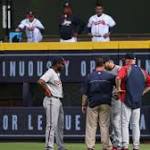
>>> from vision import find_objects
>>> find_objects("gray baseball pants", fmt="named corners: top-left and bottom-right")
top-left (43, 96), bottom-right (64, 150)
top-left (121, 103), bottom-right (140, 149)
top-left (111, 99), bottom-right (122, 148)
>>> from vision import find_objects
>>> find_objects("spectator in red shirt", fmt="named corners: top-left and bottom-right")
top-left (116, 53), bottom-right (150, 150)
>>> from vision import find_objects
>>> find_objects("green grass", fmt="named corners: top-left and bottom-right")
top-left (0, 142), bottom-right (150, 150)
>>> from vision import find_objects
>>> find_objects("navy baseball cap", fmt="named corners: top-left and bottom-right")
top-left (124, 53), bottom-right (136, 59)
top-left (52, 57), bottom-right (65, 66)
top-left (103, 56), bottom-right (114, 63)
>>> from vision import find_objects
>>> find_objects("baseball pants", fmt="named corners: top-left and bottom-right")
top-left (43, 96), bottom-right (64, 150)
top-left (85, 104), bottom-right (112, 150)
top-left (110, 99), bottom-right (122, 148)
top-left (27, 28), bottom-right (43, 42)
top-left (121, 103), bottom-right (140, 149)
top-left (92, 36), bottom-right (110, 42)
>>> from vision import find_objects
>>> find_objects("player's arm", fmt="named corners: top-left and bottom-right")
top-left (35, 20), bottom-right (45, 30)
top-left (81, 94), bottom-right (88, 114)
top-left (143, 87), bottom-right (150, 95)
top-left (115, 77), bottom-right (122, 91)
top-left (37, 79), bottom-right (52, 97)
top-left (108, 15), bottom-right (116, 28)
top-left (16, 20), bottom-right (26, 31)
top-left (87, 17), bottom-right (93, 37)
top-left (104, 16), bottom-right (116, 38)
top-left (81, 75), bottom-right (89, 113)
top-left (143, 71), bottom-right (150, 95)
top-left (37, 69), bottom-right (52, 97)
top-left (32, 20), bottom-right (44, 33)
top-left (87, 27), bottom-right (92, 37)
top-left (115, 67), bottom-right (127, 93)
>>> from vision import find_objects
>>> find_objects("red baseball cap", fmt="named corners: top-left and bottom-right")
top-left (26, 11), bottom-right (34, 18)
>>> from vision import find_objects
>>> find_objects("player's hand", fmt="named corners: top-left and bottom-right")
top-left (113, 88), bottom-right (120, 100)
top-left (116, 89), bottom-right (125, 93)
top-left (116, 89), bottom-right (125, 97)
top-left (44, 89), bottom-right (52, 97)
top-left (30, 27), bottom-right (35, 31)
top-left (26, 26), bottom-right (34, 31)
top-left (103, 33), bottom-right (110, 38)
top-left (82, 105), bottom-right (87, 114)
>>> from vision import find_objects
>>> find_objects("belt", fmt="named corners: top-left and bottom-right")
top-left (52, 95), bottom-right (62, 99)
top-left (93, 35), bottom-right (102, 37)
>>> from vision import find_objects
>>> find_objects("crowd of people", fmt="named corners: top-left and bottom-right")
top-left (14, 3), bottom-right (116, 43)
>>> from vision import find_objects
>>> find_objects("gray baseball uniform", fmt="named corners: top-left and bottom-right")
top-left (106, 65), bottom-right (122, 148)
top-left (40, 68), bottom-right (64, 150)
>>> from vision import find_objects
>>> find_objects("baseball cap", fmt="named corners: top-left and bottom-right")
top-left (26, 11), bottom-right (34, 18)
top-left (103, 56), bottom-right (113, 63)
top-left (52, 57), bottom-right (65, 66)
top-left (124, 53), bottom-right (136, 59)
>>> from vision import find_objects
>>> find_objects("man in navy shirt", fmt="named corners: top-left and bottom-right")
top-left (81, 57), bottom-right (115, 150)
top-left (59, 2), bottom-right (85, 42)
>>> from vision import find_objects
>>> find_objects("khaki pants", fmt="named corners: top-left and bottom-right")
top-left (85, 104), bottom-right (112, 150)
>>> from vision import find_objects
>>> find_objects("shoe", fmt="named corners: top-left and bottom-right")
top-left (133, 149), bottom-right (139, 150)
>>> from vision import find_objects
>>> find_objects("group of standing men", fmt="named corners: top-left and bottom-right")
top-left (81, 54), bottom-right (150, 150)
top-left (33, 2), bottom-right (149, 150)
top-left (37, 53), bottom-right (150, 150)
top-left (15, 3), bottom-right (116, 42)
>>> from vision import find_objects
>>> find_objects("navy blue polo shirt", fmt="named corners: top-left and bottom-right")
top-left (82, 70), bottom-right (115, 108)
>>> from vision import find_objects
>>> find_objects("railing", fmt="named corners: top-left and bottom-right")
top-left (1, 33), bottom-right (150, 42)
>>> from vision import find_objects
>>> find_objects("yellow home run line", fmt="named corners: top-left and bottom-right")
top-left (0, 41), bottom-right (150, 51)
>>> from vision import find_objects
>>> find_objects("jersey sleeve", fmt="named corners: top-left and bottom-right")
top-left (87, 16), bottom-right (93, 28)
top-left (116, 66), bottom-right (128, 80)
top-left (107, 16), bottom-right (116, 27)
top-left (18, 19), bottom-right (26, 29)
top-left (146, 75), bottom-right (150, 87)
top-left (35, 19), bottom-right (45, 30)
top-left (40, 69), bottom-right (53, 82)
top-left (143, 71), bottom-right (150, 87)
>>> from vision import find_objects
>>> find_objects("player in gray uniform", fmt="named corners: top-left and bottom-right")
top-left (104, 58), bottom-right (122, 150)
top-left (38, 57), bottom-right (65, 150)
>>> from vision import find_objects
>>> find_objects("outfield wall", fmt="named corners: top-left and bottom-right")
top-left (0, 107), bottom-right (149, 139)
top-left (0, 41), bottom-right (150, 50)
top-left (0, 41), bottom-right (150, 139)
top-left (0, 41), bottom-right (150, 83)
